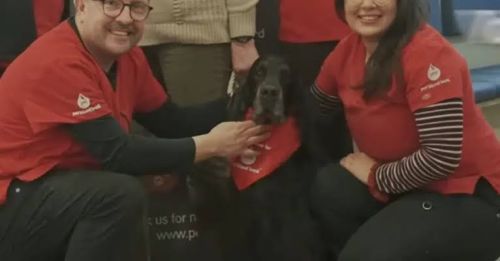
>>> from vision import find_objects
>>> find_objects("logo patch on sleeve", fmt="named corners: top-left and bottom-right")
top-left (77, 94), bottom-right (91, 109)
top-left (427, 64), bottom-right (441, 81)
top-left (72, 93), bottom-right (102, 116)
top-left (420, 64), bottom-right (451, 93)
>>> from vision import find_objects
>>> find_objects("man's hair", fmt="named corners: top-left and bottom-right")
top-left (335, 0), bottom-right (428, 99)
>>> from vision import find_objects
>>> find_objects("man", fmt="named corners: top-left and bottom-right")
top-left (0, 0), bottom-right (269, 260)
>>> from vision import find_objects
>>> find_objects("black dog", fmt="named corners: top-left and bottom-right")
top-left (228, 55), bottom-right (291, 124)
top-left (224, 55), bottom-right (327, 261)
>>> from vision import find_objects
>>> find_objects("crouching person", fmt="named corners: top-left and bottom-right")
top-left (0, 0), bottom-right (269, 260)
top-left (308, 0), bottom-right (500, 260)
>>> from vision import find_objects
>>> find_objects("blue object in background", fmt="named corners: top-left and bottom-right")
top-left (453, 0), bottom-right (500, 10)
top-left (471, 65), bottom-right (500, 102)
top-left (429, 0), bottom-right (443, 32)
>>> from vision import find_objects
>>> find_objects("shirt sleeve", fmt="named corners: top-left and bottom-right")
top-left (67, 115), bottom-right (195, 176)
top-left (132, 48), bottom-right (168, 113)
top-left (314, 50), bottom-right (339, 97)
top-left (367, 43), bottom-right (467, 197)
top-left (23, 58), bottom-right (112, 134)
top-left (404, 44), bottom-right (464, 112)
top-left (311, 50), bottom-right (342, 115)
top-left (369, 98), bottom-right (464, 195)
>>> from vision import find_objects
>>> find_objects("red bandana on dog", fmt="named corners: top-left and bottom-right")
top-left (231, 116), bottom-right (301, 191)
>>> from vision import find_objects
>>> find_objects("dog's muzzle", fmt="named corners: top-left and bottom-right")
top-left (253, 83), bottom-right (286, 124)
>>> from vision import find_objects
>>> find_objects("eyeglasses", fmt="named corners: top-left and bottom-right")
top-left (94, 0), bottom-right (153, 21)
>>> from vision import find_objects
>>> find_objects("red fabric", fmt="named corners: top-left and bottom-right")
top-left (279, 0), bottom-right (350, 43)
top-left (0, 22), bottom-right (167, 204)
top-left (231, 115), bottom-right (301, 190)
top-left (315, 24), bottom-right (500, 196)
top-left (33, 0), bottom-right (65, 36)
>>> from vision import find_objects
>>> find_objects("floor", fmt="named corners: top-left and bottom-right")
top-left (480, 99), bottom-right (500, 138)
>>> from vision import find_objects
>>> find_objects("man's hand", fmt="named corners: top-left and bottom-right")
top-left (231, 39), bottom-right (259, 75)
top-left (340, 152), bottom-right (378, 184)
top-left (193, 120), bottom-right (270, 161)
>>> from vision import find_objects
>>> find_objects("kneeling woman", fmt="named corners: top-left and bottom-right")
top-left (309, 0), bottom-right (500, 260)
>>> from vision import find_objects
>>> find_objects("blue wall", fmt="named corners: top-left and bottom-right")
top-left (429, 0), bottom-right (443, 31)
top-left (453, 0), bottom-right (500, 10)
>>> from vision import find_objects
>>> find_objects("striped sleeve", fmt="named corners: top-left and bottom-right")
top-left (372, 98), bottom-right (464, 194)
top-left (311, 83), bottom-right (342, 115)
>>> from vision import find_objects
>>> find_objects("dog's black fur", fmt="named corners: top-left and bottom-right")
top-left (187, 55), bottom-right (351, 261)
top-left (225, 55), bottom-right (328, 261)
top-left (228, 55), bottom-right (292, 125)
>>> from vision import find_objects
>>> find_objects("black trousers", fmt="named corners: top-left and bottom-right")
top-left (310, 163), bottom-right (500, 261)
top-left (0, 170), bottom-right (148, 261)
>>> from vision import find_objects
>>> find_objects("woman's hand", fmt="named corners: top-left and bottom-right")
top-left (340, 152), bottom-right (378, 184)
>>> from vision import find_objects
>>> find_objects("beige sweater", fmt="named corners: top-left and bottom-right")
top-left (141, 0), bottom-right (258, 46)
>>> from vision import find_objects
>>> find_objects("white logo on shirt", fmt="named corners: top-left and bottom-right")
top-left (420, 64), bottom-right (451, 93)
top-left (77, 94), bottom-right (91, 109)
top-left (72, 93), bottom-right (102, 117)
top-left (427, 64), bottom-right (441, 81)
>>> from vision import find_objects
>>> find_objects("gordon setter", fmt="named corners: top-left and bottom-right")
top-left (223, 55), bottom-right (330, 261)
top-left (186, 55), bottom-right (352, 261)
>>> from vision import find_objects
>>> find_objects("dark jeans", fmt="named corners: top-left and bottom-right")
top-left (0, 170), bottom-right (148, 261)
top-left (310, 163), bottom-right (500, 261)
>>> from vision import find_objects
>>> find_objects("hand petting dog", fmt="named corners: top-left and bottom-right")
top-left (193, 120), bottom-right (271, 161)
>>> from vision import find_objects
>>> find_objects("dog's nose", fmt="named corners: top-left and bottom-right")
top-left (259, 85), bottom-right (280, 98)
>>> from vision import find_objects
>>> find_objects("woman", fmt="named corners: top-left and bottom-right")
top-left (309, 0), bottom-right (500, 260)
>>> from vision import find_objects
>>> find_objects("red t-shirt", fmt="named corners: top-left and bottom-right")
top-left (315, 24), bottom-right (500, 195)
top-left (279, 0), bottom-right (350, 43)
top-left (0, 22), bottom-right (167, 204)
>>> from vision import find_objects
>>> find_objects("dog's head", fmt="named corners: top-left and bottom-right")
top-left (228, 55), bottom-right (292, 124)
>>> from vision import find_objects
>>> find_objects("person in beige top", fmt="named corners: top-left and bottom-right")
top-left (140, 1), bottom-right (260, 260)
top-left (141, 0), bottom-right (259, 106)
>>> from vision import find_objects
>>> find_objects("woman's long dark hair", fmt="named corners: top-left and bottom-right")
top-left (335, 0), bottom-right (428, 99)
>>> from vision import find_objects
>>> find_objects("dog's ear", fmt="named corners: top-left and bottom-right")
top-left (227, 76), bottom-right (249, 120)
top-left (276, 57), bottom-right (295, 117)
top-left (227, 58), bottom-right (261, 120)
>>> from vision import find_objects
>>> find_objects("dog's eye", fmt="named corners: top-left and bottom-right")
top-left (255, 67), bottom-right (266, 79)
